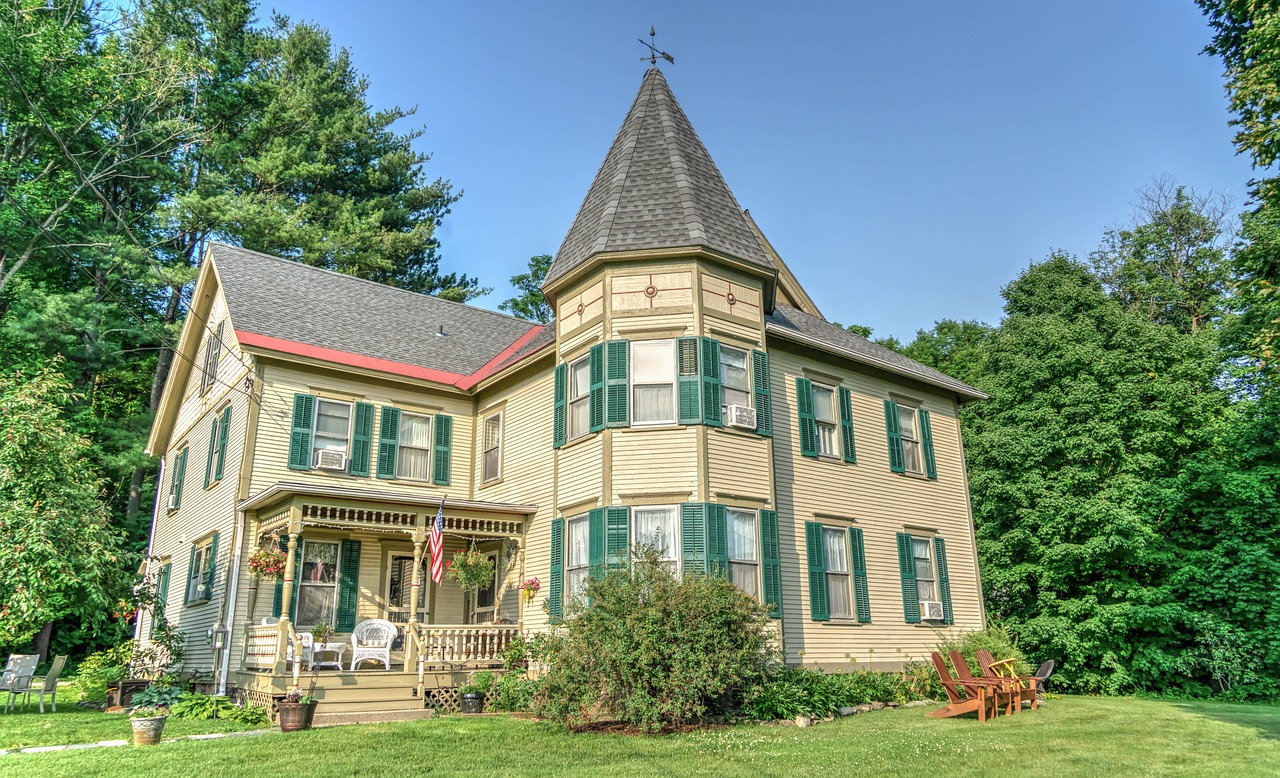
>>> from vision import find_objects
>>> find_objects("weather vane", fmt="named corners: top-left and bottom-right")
top-left (639, 26), bottom-right (675, 65)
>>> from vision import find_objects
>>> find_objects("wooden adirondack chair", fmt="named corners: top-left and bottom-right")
top-left (951, 650), bottom-right (1018, 717)
top-left (976, 649), bottom-right (1039, 711)
top-left (926, 651), bottom-right (996, 722)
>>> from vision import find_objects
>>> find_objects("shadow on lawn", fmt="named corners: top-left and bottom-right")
top-left (1172, 701), bottom-right (1280, 742)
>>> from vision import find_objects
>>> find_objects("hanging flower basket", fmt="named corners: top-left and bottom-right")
top-left (248, 547), bottom-right (287, 579)
top-left (518, 577), bottom-right (541, 603)
top-left (447, 549), bottom-right (495, 594)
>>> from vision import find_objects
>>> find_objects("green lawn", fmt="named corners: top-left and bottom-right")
top-left (2, 696), bottom-right (1277, 776)
top-left (0, 705), bottom-right (259, 750)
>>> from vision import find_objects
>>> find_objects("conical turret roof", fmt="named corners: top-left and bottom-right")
top-left (544, 68), bottom-right (775, 291)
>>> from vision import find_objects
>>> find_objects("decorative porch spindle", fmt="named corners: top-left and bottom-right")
top-left (409, 538), bottom-right (424, 628)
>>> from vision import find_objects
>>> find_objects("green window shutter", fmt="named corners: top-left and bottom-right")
top-left (805, 522), bottom-right (829, 622)
top-left (548, 518), bottom-right (564, 620)
top-left (605, 340), bottom-right (629, 428)
top-left (896, 532), bottom-right (920, 623)
top-left (838, 387), bottom-right (857, 464)
top-left (676, 337), bottom-right (702, 425)
top-left (605, 506), bottom-right (630, 569)
top-left (170, 448), bottom-right (188, 510)
top-left (796, 378), bottom-right (818, 458)
top-left (200, 332), bottom-right (213, 392)
top-left (431, 414), bottom-right (453, 485)
top-left (376, 407), bottom-right (400, 479)
top-left (349, 403), bottom-right (374, 476)
top-left (587, 507), bottom-right (606, 576)
top-left (934, 537), bottom-right (953, 624)
top-left (553, 363), bottom-right (568, 449)
top-left (288, 394), bottom-right (316, 470)
top-left (752, 350), bottom-right (772, 437)
top-left (202, 531), bottom-right (219, 601)
top-left (151, 563), bottom-right (171, 636)
top-left (700, 338), bottom-right (723, 427)
top-left (203, 415), bottom-right (218, 488)
top-left (706, 503), bottom-right (729, 578)
top-left (184, 542), bottom-right (199, 605)
top-left (680, 503), bottom-right (707, 577)
top-left (214, 405), bottom-right (231, 481)
top-left (336, 540), bottom-right (362, 631)
top-left (849, 527), bottom-right (871, 623)
top-left (919, 408), bottom-right (938, 480)
top-left (760, 509), bottom-right (782, 618)
top-left (884, 400), bottom-right (905, 473)
top-left (588, 343), bottom-right (605, 433)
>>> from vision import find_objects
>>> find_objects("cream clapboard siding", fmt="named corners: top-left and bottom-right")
top-left (610, 311), bottom-right (694, 339)
top-left (142, 288), bottom-right (252, 674)
top-left (707, 429), bottom-right (772, 504)
top-left (611, 426), bottom-right (698, 502)
top-left (703, 312), bottom-right (763, 347)
top-left (475, 367), bottom-right (556, 628)
top-left (248, 362), bottom-right (476, 499)
top-left (769, 346), bottom-right (983, 669)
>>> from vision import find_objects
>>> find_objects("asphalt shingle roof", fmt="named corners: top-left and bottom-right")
top-left (544, 67), bottom-right (775, 290)
top-left (211, 244), bottom-right (534, 377)
top-left (766, 304), bottom-right (988, 401)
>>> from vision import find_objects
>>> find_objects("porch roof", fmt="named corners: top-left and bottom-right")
top-left (239, 481), bottom-right (538, 517)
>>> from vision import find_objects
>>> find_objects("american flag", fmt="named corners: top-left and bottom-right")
top-left (429, 498), bottom-right (445, 584)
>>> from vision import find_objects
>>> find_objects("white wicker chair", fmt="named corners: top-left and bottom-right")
top-left (349, 619), bottom-right (396, 670)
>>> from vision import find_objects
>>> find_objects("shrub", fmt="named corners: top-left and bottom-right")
top-left (224, 703), bottom-right (271, 726)
top-left (131, 683), bottom-right (185, 708)
top-left (169, 692), bottom-right (237, 720)
top-left (532, 548), bottom-right (774, 731)
top-left (459, 670), bottom-right (497, 695)
top-left (936, 623), bottom-right (1030, 677)
top-left (489, 669), bottom-right (537, 712)
top-left (742, 664), bottom-right (944, 721)
top-left (74, 643), bottom-right (133, 702)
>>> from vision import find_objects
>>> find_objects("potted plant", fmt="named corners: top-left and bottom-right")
top-left (518, 577), bottom-right (541, 604)
top-left (447, 548), bottom-right (496, 594)
top-left (247, 546), bottom-right (287, 580)
top-left (311, 619), bottom-right (334, 644)
top-left (130, 705), bottom-right (169, 746)
top-left (458, 670), bottom-right (496, 714)
top-left (277, 688), bottom-right (317, 732)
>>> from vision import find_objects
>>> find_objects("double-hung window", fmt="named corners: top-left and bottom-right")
top-left (823, 527), bottom-right (853, 619)
top-left (912, 536), bottom-right (938, 602)
top-left (631, 340), bottom-right (676, 425)
top-left (632, 505), bottom-right (679, 572)
top-left (812, 384), bottom-right (838, 456)
top-left (482, 413), bottom-right (502, 482)
top-left (568, 356), bottom-right (591, 440)
top-left (726, 508), bottom-right (759, 597)
top-left (186, 541), bottom-right (210, 603)
top-left (898, 403), bottom-right (923, 474)
top-left (720, 345), bottom-right (751, 413)
top-left (295, 540), bottom-right (339, 628)
top-left (396, 411), bottom-right (433, 480)
top-left (313, 399), bottom-right (353, 462)
top-left (565, 514), bottom-right (590, 610)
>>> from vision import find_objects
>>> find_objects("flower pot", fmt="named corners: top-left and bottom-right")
top-left (131, 715), bottom-right (168, 746)
top-left (277, 700), bottom-right (318, 732)
top-left (459, 692), bottom-right (484, 714)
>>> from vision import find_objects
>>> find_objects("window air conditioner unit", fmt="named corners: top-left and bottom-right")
top-left (920, 601), bottom-right (945, 621)
top-left (313, 449), bottom-right (347, 471)
top-left (167, 494), bottom-right (178, 511)
top-left (726, 405), bottom-right (757, 430)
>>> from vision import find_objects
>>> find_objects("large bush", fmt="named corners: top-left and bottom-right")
top-left (741, 665), bottom-right (944, 721)
top-left (532, 550), bottom-right (774, 731)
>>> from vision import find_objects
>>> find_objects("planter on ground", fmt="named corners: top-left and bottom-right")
top-left (130, 714), bottom-right (167, 745)
top-left (278, 700), bottom-right (318, 731)
top-left (459, 693), bottom-right (484, 715)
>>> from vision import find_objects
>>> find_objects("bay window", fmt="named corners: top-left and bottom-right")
top-left (726, 508), bottom-right (759, 597)
top-left (631, 340), bottom-right (676, 425)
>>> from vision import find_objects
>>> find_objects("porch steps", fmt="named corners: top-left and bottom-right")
top-left (313, 708), bottom-right (437, 728)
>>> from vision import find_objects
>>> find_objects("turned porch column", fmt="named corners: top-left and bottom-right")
top-left (409, 537), bottom-right (424, 629)
top-left (274, 529), bottom-right (300, 670)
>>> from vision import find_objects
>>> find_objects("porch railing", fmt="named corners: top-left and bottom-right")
top-left (245, 623), bottom-right (280, 670)
top-left (415, 624), bottom-right (521, 666)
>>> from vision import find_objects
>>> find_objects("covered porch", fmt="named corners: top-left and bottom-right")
top-left (234, 483), bottom-right (533, 717)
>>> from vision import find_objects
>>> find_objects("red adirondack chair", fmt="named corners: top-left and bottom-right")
top-left (951, 650), bottom-right (1018, 717)
top-left (976, 649), bottom-right (1039, 712)
top-left (926, 651), bottom-right (997, 722)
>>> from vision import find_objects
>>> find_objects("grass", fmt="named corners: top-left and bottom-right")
top-left (1, 696), bottom-right (1277, 776)
top-left (0, 705), bottom-right (260, 750)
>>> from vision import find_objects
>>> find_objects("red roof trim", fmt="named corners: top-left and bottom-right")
top-left (455, 325), bottom-right (549, 390)
top-left (235, 331), bottom-right (467, 386)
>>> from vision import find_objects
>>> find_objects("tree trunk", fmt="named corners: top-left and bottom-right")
top-left (32, 622), bottom-right (53, 664)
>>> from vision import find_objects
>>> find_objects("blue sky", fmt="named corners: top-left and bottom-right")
top-left (265, 0), bottom-right (1255, 341)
